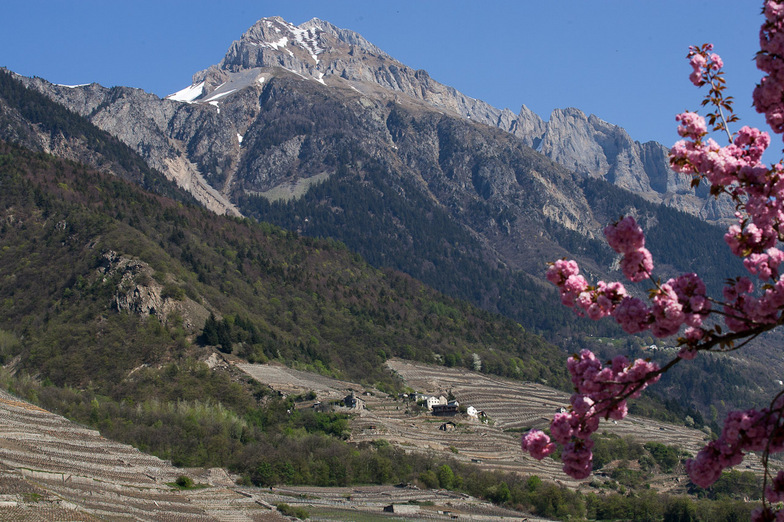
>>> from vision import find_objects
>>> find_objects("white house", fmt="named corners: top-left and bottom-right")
top-left (466, 406), bottom-right (478, 418)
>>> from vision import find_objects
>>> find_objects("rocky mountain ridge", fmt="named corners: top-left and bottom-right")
top-left (163, 16), bottom-right (731, 223)
top-left (10, 16), bottom-right (733, 225)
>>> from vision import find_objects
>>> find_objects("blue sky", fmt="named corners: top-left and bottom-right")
top-left (1, 1), bottom-right (774, 158)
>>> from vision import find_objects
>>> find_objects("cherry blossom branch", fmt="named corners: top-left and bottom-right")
top-left (524, 6), bottom-right (784, 520)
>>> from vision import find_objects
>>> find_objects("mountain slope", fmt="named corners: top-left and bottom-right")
top-left (3, 18), bottom-right (770, 417)
top-left (0, 136), bottom-right (607, 511)
top-left (0, 68), bottom-right (191, 204)
top-left (0, 138), bottom-right (569, 390)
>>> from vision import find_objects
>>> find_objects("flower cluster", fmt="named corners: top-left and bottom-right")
top-left (687, 400), bottom-right (784, 494)
top-left (688, 44), bottom-right (723, 86)
top-left (529, 6), bottom-right (784, 516)
top-left (547, 217), bottom-right (710, 341)
top-left (755, 1), bottom-right (784, 135)
top-left (604, 216), bottom-right (654, 283)
top-left (522, 350), bottom-right (660, 478)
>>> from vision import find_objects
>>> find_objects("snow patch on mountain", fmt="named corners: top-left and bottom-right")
top-left (167, 81), bottom-right (204, 103)
top-left (262, 36), bottom-right (289, 51)
top-left (204, 89), bottom-right (236, 103)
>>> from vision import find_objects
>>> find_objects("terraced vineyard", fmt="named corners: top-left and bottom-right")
top-left (236, 363), bottom-right (360, 401)
top-left (385, 359), bottom-right (759, 487)
top-left (0, 385), bottom-right (536, 520)
top-left (0, 357), bottom-right (770, 518)
top-left (0, 389), bottom-right (279, 521)
top-left (386, 359), bottom-right (716, 453)
top-left (245, 484), bottom-right (544, 520)
top-left (236, 358), bottom-right (766, 493)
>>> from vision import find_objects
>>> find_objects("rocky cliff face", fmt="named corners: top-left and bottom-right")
top-left (507, 107), bottom-right (734, 223)
top-left (183, 16), bottom-right (731, 223)
top-left (98, 250), bottom-right (209, 333)
top-left (13, 77), bottom-right (241, 216)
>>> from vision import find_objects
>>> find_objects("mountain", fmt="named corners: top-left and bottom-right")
top-left (175, 16), bottom-right (735, 223)
top-left (5, 17), bottom-right (772, 416)
top-left (15, 16), bottom-right (731, 224)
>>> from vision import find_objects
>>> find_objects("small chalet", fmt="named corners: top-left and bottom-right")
top-left (439, 421), bottom-right (457, 432)
top-left (432, 400), bottom-right (459, 416)
top-left (344, 392), bottom-right (364, 409)
top-left (425, 396), bottom-right (441, 411)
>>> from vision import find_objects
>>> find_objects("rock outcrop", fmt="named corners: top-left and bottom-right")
top-left (98, 251), bottom-right (209, 333)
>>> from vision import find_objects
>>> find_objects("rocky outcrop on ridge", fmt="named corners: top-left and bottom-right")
top-left (98, 251), bottom-right (209, 333)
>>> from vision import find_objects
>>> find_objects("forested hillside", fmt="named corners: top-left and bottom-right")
top-left (0, 141), bottom-right (569, 389)
top-left (0, 140), bottom-right (757, 519)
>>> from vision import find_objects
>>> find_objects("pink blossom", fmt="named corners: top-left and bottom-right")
top-left (734, 126), bottom-right (770, 163)
top-left (612, 297), bottom-right (651, 334)
top-left (709, 53), bottom-right (724, 70)
top-left (561, 441), bottom-right (593, 479)
top-left (685, 444), bottom-right (726, 488)
top-left (689, 53), bottom-right (707, 86)
top-left (765, 0), bottom-right (784, 21)
top-left (521, 430), bottom-right (556, 460)
top-left (667, 273), bottom-right (710, 327)
top-left (744, 248), bottom-right (784, 280)
top-left (765, 470), bottom-right (784, 503)
top-left (576, 280), bottom-right (627, 319)
top-left (527, 349), bottom-right (661, 478)
top-left (559, 274), bottom-right (589, 307)
top-left (676, 111), bottom-right (708, 139)
top-left (546, 259), bottom-right (580, 285)
top-left (550, 412), bottom-right (575, 444)
top-left (540, 21), bottom-right (784, 499)
top-left (604, 216), bottom-right (645, 254)
top-left (725, 222), bottom-right (776, 256)
top-left (567, 350), bottom-right (603, 394)
top-left (571, 395), bottom-right (595, 417)
top-left (686, 406), bottom-right (781, 489)
top-left (619, 248), bottom-right (653, 282)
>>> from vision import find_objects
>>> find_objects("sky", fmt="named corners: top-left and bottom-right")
top-left (1, 1), bottom-right (775, 159)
